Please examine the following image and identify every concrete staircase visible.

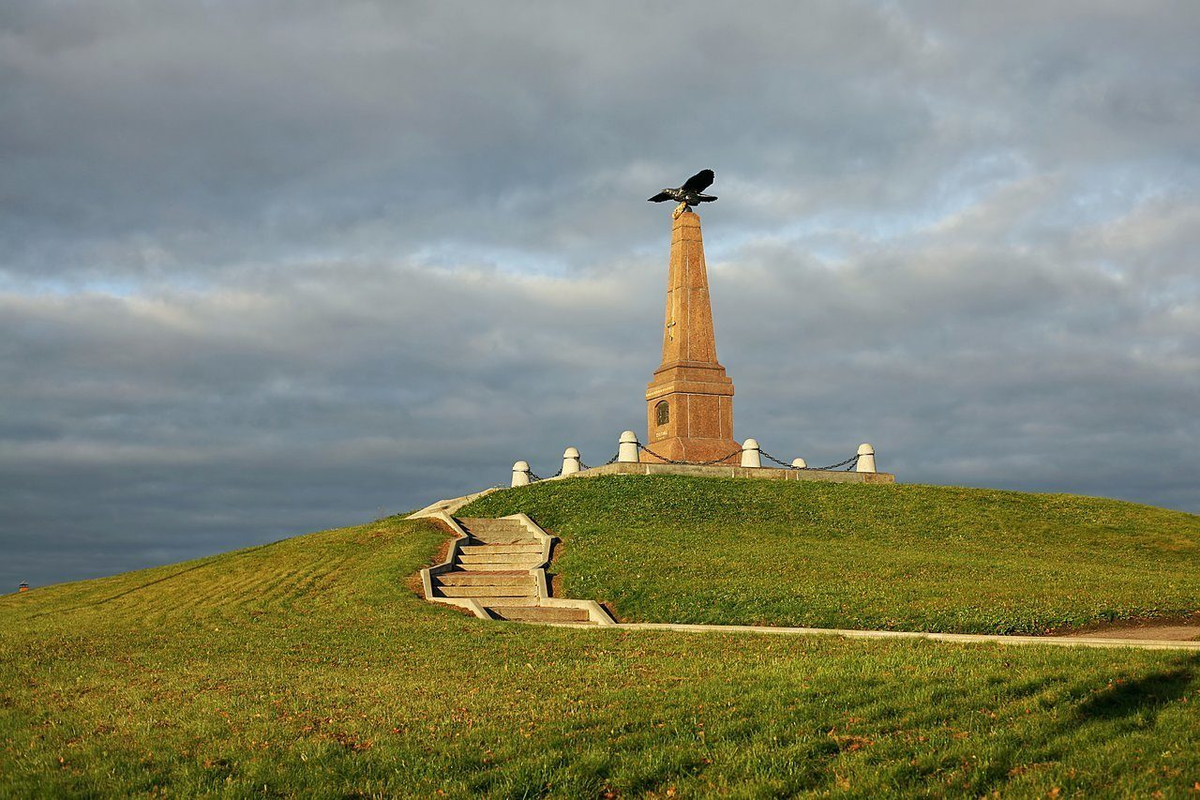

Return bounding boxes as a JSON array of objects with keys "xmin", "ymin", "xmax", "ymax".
[{"xmin": 422, "ymin": 515, "xmax": 612, "ymax": 625}]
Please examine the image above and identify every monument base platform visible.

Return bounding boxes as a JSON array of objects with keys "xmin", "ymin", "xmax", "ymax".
[{"xmin": 571, "ymin": 462, "xmax": 895, "ymax": 484}]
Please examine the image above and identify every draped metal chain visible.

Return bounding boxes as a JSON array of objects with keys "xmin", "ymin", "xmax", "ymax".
[
  {"xmin": 526, "ymin": 464, "xmax": 564, "ymax": 483},
  {"xmin": 759, "ymin": 447, "xmax": 860, "ymax": 472},
  {"xmin": 816, "ymin": 454, "xmax": 861, "ymax": 472},
  {"xmin": 637, "ymin": 443, "xmax": 742, "ymax": 466},
  {"xmin": 757, "ymin": 448, "xmax": 794, "ymax": 469},
  {"xmin": 580, "ymin": 451, "xmax": 621, "ymax": 471},
  {"xmin": 528, "ymin": 446, "xmax": 861, "ymax": 480}
]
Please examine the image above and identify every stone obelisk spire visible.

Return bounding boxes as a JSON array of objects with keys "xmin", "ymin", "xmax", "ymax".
[{"xmin": 644, "ymin": 211, "xmax": 738, "ymax": 463}]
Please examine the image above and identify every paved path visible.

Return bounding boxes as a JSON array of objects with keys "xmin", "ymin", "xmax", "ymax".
[
  {"xmin": 541, "ymin": 621, "xmax": 1200, "ymax": 651},
  {"xmin": 408, "ymin": 488, "xmax": 498, "ymax": 520}
]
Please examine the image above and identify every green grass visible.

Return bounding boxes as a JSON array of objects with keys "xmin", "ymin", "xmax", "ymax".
[
  {"xmin": 2, "ymin": 512, "xmax": 1200, "ymax": 795},
  {"xmin": 462, "ymin": 475, "xmax": 1200, "ymax": 635}
]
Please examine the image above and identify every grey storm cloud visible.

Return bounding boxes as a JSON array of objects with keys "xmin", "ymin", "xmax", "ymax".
[{"xmin": 1, "ymin": 0, "xmax": 1198, "ymax": 588}]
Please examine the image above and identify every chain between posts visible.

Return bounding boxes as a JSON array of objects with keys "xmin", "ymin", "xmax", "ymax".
[
  {"xmin": 637, "ymin": 443, "xmax": 742, "ymax": 466},
  {"xmin": 822, "ymin": 454, "xmax": 861, "ymax": 472},
  {"xmin": 534, "ymin": 447, "xmax": 859, "ymax": 480},
  {"xmin": 579, "ymin": 451, "xmax": 621, "ymax": 471},
  {"xmin": 759, "ymin": 447, "xmax": 861, "ymax": 472},
  {"xmin": 757, "ymin": 449, "xmax": 793, "ymax": 469},
  {"xmin": 526, "ymin": 451, "xmax": 624, "ymax": 477},
  {"xmin": 527, "ymin": 464, "xmax": 565, "ymax": 484}
]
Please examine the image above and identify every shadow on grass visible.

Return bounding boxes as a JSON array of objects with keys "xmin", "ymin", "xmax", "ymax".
[
  {"xmin": 1075, "ymin": 662, "xmax": 1195, "ymax": 722},
  {"xmin": 967, "ymin": 656, "xmax": 1199, "ymax": 796}
]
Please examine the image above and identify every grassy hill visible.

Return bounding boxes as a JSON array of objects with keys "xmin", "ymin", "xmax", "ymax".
[
  {"xmin": 0, "ymin": 478, "xmax": 1198, "ymax": 795},
  {"xmin": 463, "ymin": 476, "xmax": 1200, "ymax": 635}
]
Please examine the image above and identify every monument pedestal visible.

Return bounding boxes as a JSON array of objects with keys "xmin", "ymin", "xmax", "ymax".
[{"xmin": 644, "ymin": 211, "xmax": 739, "ymax": 464}]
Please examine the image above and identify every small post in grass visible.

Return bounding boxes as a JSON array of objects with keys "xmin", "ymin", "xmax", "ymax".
[
  {"xmin": 511, "ymin": 460, "xmax": 532, "ymax": 487},
  {"xmin": 618, "ymin": 431, "xmax": 640, "ymax": 463},
  {"xmin": 561, "ymin": 447, "xmax": 581, "ymax": 476},
  {"xmin": 741, "ymin": 438, "xmax": 761, "ymax": 468},
  {"xmin": 856, "ymin": 443, "xmax": 877, "ymax": 473}
]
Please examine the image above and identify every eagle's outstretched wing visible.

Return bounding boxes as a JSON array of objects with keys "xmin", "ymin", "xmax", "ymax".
[
  {"xmin": 648, "ymin": 192, "xmax": 673, "ymax": 202},
  {"xmin": 680, "ymin": 169, "xmax": 714, "ymax": 193}
]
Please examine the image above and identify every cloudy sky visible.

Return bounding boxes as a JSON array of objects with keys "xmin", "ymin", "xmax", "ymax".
[{"xmin": 3, "ymin": 1, "xmax": 1198, "ymax": 589}]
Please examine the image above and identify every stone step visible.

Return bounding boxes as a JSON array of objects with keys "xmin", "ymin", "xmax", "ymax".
[
  {"xmin": 466, "ymin": 533, "xmax": 538, "ymax": 546},
  {"xmin": 438, "ymin": 585, "xmax": 535, "ymax": 599},
  {"xmin": 437, "ymin": 571, "xmax": 534, "ymax": 587},
  {"xmin": 459, "ymin": 543, "xmax": 542, "ymax": 555},
  {"xmin": 469, "ymin": 536, "xmax": 539, "ymax": 546},
  {"xmin": 458, "ymin": 518, "xmax": 536, "ymax": 543},
  {"xmin": 488, "ymin": 606, "xmax": 592, "ymax": 624},
  {"xmin": 457, "ymin": 561, "xmax": 539, "ymax": 572},
  {"xmin": 458, "ymin": 553, "xmax": 543, "ymax": 566},
  {"xmin": 476, "ymin": 597, "xmax": 541, "ymax": 608},
  {"xmin": 459, "ymin": 517, "xmax": 526, "ymax": 528},
  {"xmin": 459, "ymin": 519, "xmax": 528, "ymax": 533}
]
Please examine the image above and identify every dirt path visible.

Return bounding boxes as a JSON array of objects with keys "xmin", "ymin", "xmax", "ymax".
[{"xmin": 1071, "ymin": 624, "xmax": 1200, "ymax": 641}]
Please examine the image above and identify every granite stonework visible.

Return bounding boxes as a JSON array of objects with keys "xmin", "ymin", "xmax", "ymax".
[
  {"xmin": 645, "ymin": 211, "xmax": 740, "ymax": 464},
  {"xmin": 573, "ymin": 462, "xmax": 896, "ymax": 484}
]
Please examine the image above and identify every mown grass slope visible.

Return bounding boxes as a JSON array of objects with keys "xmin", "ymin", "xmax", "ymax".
[
  {"xmin": 2, "ymin": 513, "xmax": 1200, "ymax": 795},
  {"xmin": 463, "ymin": 475, "xmax": 1200, "ymax": 634}
]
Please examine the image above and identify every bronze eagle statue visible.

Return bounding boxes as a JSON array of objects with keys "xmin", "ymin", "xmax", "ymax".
[{"xmin": 649, "ymin": 169, "xmax": 717, "ymax": 218}]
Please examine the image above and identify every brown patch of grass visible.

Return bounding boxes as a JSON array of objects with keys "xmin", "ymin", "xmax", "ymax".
[
  {"xmin": 404, "ymin": 572, "xmax": 425, "ymax": 599},
  {"xmin": 425, "ymin": 519, "xmax": 460, "ymax": 564}
]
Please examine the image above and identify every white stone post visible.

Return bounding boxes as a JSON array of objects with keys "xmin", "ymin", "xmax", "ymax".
[
  {"xmin": 562, "ymin": 447, "xmax": 581, "ymax": 476},
  {"xmin": 511, "ymin": 460, "xmax": 531, "ymax": 487},
  {"xmin": 791, "ymin": 457, "xmax": 807, "ymax": 469},
  {"xmin": 618, "ymin": 431, "xmax": 640, "ymax": 463},
  {"xmin": 741, "ymin": 438, "xmax": 761, "ymax": 468},
  {"xmin": 856, "ymin": 443, "xmax": 877, "ymax": 473}
]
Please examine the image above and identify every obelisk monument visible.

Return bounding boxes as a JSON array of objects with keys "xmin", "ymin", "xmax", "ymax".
[{"xmin": 644, "ymin": 210, "xmax": 738, "ymax": 463}]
